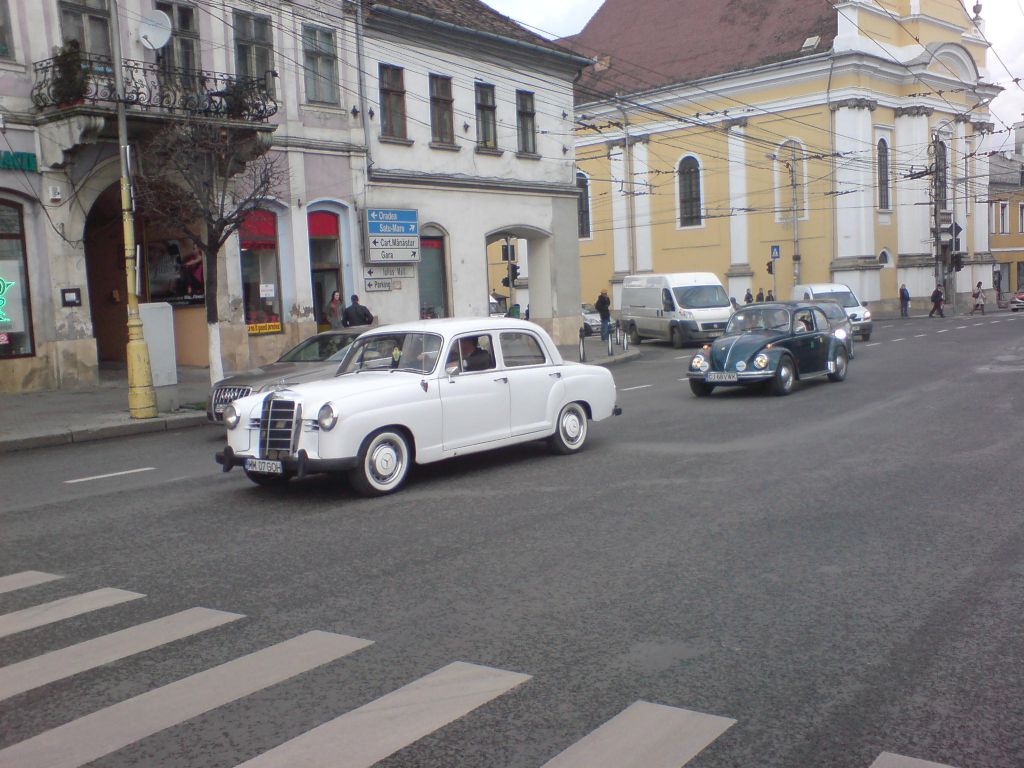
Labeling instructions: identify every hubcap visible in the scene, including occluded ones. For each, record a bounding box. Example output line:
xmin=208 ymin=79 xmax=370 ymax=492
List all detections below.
xmin=779 ymin=365 xmax=793 ymax=390
xmin=562 ymin=409 xmax=583 ymax=443
xmin=370 ymin=440 xmax=402 ymax=482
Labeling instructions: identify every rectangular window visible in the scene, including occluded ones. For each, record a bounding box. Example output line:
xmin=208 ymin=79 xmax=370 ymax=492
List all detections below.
xmin=576 ymin=172 xmax=591 ymax=238
xmin=429 ymin=74 xmax=454 ymax=145
xmin=475 ymin=83 xmax=496 ymax=148
xmin=239 ymin=209 xmax=283 ymax=335
xmin=0 ymin=1 xmax=15 ymax=59
xmin=302 ymin=25 xmax=338 ymax=104
xmin=0 ymin=202 xmax=34 ymax=358
xmin=1000 ymin=201 xmax=1009 ymax=234
xmin=233 ymin=10 xmax=274 ymax=96
xmin=59 ymin=0 xmax=111 ymax=57
xmin=156 ymin=2 xmax=199 ymax=71
xmin=989 ymin=202 xmax=997 ymax=235
xmin=516 ymin=90 xmax=536 ymax=155
xmin=379 ymin=64 xmax=406 ymax=139
xmin=1019 ymin=202 xmax=1024 ymax=234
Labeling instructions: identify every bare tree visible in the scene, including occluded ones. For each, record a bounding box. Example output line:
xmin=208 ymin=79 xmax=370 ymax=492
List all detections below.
xmin=135 ymin=118 xmax=284 ymax=379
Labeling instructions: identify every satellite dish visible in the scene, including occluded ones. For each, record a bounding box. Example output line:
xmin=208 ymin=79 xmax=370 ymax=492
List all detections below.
xmin=139 ymin=10 xmax=172 ymax=51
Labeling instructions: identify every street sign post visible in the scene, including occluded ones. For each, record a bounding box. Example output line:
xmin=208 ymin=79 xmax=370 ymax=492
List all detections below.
xmin=770 ymin=244 xmax=780 ymax=297
xmin=366 ymin=209 xmax=420 ymax=262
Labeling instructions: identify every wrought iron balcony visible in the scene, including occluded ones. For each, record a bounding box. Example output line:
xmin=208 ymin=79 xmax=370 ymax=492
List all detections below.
xmin=31 ymin=53 xmax=277 ymax=122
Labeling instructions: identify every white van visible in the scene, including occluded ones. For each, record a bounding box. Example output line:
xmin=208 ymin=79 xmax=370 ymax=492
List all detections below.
xmin=790 ymin=283 xmax=873 ymax=341
xmin=621 ymin=272 xmax=732 ymax=348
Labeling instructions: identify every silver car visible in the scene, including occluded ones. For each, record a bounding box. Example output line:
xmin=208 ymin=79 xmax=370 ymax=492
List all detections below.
xmin=581 ymin=303 xmax=603 ymax=336
xmin=207 ymin=329 xmax=361 ymax=422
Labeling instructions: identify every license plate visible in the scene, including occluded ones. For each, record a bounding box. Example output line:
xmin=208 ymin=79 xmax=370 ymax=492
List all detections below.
xmin=707 ymin=372 xmax=738 ymax=383
xmin=244 ymin=458 xmax=283 ymax=474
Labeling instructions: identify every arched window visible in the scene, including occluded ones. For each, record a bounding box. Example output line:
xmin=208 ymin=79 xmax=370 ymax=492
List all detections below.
xmin=935 ymin=140 xmax=948 ymax=211
xmin=877 ymin=139 xmax=890 ymax=210
xmin=576 ymin=171 xmax=591 ymax=238
xmin=678 ymin=156 xmax=701 ymax=227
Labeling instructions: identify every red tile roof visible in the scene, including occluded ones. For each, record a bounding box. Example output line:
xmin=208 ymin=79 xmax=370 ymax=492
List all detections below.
xmin=565 ymin=0 xmax=838 ymax=102
xmin=368 ymin=1 xmax=584 ymax=60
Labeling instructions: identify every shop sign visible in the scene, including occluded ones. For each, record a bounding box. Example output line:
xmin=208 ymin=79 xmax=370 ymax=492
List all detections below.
xmin=259 ymin=283 xmax=276 ymax=298
xmin=0 ymin=277 xmax=13 ymax=323
xmin=0 ymin=152 xmax=37 ymax=172
xmin=247 ymin=321 xmax=282 ymax=335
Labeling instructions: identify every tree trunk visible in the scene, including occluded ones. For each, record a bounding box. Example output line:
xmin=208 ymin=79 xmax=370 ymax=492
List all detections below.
xmin=204 ymin=221 xmax=223 ymax=383
xmin=207 ymin=322 xmax=224 ymax=383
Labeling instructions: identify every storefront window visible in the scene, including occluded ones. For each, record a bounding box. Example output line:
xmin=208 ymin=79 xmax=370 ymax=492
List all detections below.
xmin=239 ymin=208 xmax=282 ymax=335
xmin=0 ymin=201 xmax=33 ymax=358
xmin=308 ymin=210 xmax=341 ymax=329
xmin=418 ymin=234 xmax=448 ymax=319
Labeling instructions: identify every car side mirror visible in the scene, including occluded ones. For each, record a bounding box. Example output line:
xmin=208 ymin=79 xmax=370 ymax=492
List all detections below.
xmin=445 ymin=363 xmax=460 ymax=378
xmin=663 ymin=301 xmax=674 ymax=312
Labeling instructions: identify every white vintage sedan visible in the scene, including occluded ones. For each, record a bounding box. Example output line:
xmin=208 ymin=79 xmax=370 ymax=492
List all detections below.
xmin=216 ymin=318 xmax=621 ymax=495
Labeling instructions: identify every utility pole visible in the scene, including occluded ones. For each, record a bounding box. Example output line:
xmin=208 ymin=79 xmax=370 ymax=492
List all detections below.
xmin=617 ymin=102 xmax=637 ymax=274
xmin=110 ymin=0 xmax=157 ymax=418
xmin=788 ymin=157 xmax=801 ymax=285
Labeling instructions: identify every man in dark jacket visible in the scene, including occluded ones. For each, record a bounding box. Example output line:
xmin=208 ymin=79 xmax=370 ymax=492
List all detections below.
xmin=928 ymin=284 xmax=944 ymax=318
xmin=899 ymin=283 xmax=911 ymax=318
xmin=342 ymin=294 xmax=374 ymax=327
xmin=595 ymin=289 xmax=612 ymax=341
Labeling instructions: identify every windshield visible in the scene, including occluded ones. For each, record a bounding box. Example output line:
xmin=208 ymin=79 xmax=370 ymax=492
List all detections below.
xmin=816 ymin=303 xmax=846 ymax=320
xmin=277 ymin=333 xmax=356 ymax=363
xmin=672 ymin=285 xmax=730 ymax=309
xmin=815 ymin=290 xmax=858 ymax=308
xmin=581 ymin=303 xmax=597 ymax=313
xmin=726 ymin=307 xmax=791 ymax=334
xmin=339 ymin=332 xmax=443 ymax=374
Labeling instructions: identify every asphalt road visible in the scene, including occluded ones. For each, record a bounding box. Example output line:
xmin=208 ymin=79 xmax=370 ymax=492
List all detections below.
xmin=2 ymin=312 xmax=1023 ymax=768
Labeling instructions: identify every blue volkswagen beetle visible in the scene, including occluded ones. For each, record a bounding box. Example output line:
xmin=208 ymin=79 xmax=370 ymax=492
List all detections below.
xmin=686 ymin=302 xmax=849 ymax=396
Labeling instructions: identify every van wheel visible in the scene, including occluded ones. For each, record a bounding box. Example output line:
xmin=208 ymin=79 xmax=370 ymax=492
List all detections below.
xmin=629 ymin=325 xmax=641 ymax=345
xmin=769 ymin=357 xmax=795 ymax=396
xmin=860 ymin=332 xmax=871 ymax=342
xmin=828 ymin=347 xmax=848 ymax=382
xmin=670 ymin=327 xmax=684 ymax=349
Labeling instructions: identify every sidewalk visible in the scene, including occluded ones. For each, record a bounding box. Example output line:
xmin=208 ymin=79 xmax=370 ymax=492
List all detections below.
xmin=0 ymin=341 xmax=638 ymax=454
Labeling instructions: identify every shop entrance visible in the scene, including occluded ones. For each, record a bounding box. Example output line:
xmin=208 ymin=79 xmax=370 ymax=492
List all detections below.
xmin=84 ymin=183 xmax=128 ymax=363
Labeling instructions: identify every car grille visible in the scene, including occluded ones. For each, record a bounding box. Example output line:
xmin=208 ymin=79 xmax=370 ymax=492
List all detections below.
xmin=701 ymin=321 xmax=726 ymax=332
xmin=259 ymin=397 xmax=301 ymax=457
xmin=212 ymin=386 xmax=252 ymax=420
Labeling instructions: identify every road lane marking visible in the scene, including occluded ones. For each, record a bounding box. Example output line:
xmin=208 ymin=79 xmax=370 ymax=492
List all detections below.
xmin=914 ymin=334 xmax=927 ymax=338
xmin=891 ymin=338 xmax=905 ymax=342
xmin=540 ymin=701 xmax=735 ymax=768
xmin=869 ymin=752 xmax=961 ymax=768
xmin=0 ymin=572 xmax=62 ymax=595
xmin=0 ymin=607 xmax=244 ymax=702
xmin=990 ymin=320 xmax=1001 ymax=323
xmin=619 ymin=385 xmax=652 ymax=392
xmin=937 ymin=329 xmax=949 ymax=333
xmin=674 ymin=355 xmax=692 ymax=360
xmin=64 ymin=467 xmax=156 ymax=484
xmin=973 ymin=323 xmax=984 ymax=326
xmin=0 ymin=630 xmax=372 ymax=768
xmin=956 ymin=326 xmax=968 ymax=329
xmin=865 ymin=342 xmax=881 ymax=347
xmin=237 ymin=662 xmax=530 ymax=768
xmin=0 ymin=589 xmax=143 ymax=640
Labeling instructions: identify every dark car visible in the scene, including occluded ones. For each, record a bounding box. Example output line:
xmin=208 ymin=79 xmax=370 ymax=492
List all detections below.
xmin=686 ymin=302 xmax=849 ymax=396
xmin=207 ymin=329 xmax=361 ymax=422
xmin=813 ymin=298 xmax=855 ymax=358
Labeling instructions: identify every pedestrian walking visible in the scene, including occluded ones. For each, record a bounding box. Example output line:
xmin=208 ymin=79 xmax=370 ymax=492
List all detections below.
xmin=755 ymin=288 xmax=764 ymax=302
xmin=743 ymin=289 xmax=753 ymax=304
xmin=327 ymin=290 xmax=343 ymax=328
xmin=730 ymin=297 xmax=740 ymax=312
xmin=766 ymin=290 xmax=775 ymax=302
xmin=342 ymin=294 xmax=374 ymax=327
xmin=970 ymin=282 xmax=986 ymax=315
xmin=595 ymin=288 xmax=612 ymax=341
xmin=928 ymin=284 xmax=944 ymax=318
xmin=899 ymin=283 xmax=910 ymax=318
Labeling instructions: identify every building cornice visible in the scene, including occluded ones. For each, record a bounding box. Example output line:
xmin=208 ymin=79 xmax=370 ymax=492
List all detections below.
xmin=368 ymin=168 xmax=578 ymax=197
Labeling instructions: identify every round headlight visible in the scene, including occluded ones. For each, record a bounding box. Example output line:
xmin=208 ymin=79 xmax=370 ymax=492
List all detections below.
xmin=834 ymin=328 xmax=848 ymax=339
xmin=862 ymin=310 xmax=872 ymax=320
xmin=691 ymin=354 xmax=705 ymax=369
xmin=223 ymin=404 xmax=240 ymax=429
xmin=318 ymin=403 xmax=338 ymax=432
xmin=700 ymin=361 xmax=710 ymax=373
xmin=754 ymin=353 xmax=769 ymax=369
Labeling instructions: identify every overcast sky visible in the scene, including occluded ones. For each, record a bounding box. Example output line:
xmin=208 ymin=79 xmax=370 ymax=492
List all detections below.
xmin=483 ymin=0 xmax=1024 ymax=150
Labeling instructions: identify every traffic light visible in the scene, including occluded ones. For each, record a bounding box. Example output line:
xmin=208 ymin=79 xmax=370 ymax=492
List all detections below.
xmin=510 ymin=263 xmax=521 ymax=286
xmin=953 ymin=253 xmax=964 ymax=272
xmin=766 ymin=260 xmax=774 ymax=275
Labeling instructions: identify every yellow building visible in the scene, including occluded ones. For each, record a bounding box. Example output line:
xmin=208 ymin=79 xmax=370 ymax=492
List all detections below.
xmin=989 ymin=125 xmax=1024 ymax=298
xmin=568 ymin=0 xmax=1002 ymax=315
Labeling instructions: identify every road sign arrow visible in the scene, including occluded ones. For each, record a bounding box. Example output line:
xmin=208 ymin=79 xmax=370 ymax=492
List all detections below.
xmin=366 ymin=268 xmax=374 ymax=276
xmin=372 ymin=239 xmax=379 ymax=246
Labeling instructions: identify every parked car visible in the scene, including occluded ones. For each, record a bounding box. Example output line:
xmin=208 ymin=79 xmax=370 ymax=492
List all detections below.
xmin=1010 ymin=290 xmax=1024 ymax=312
xmin=216 ymin=318 xmax=622 ymax=495
xmin=581 ymin=303 xmax=603 ymax=336
xmin=206 ymin=329 xmax=361 ymax=422
xmin=813 ymin=298 xmax=855 ymax=358
xmin=686 ymin=302 xmax=849 ymax=397
xmin=790 ymin=282 xmax=872 ymax=341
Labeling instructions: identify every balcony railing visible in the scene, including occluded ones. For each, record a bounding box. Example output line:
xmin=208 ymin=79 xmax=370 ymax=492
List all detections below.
xmin=31 ymin=53 xmax=277 ymax=122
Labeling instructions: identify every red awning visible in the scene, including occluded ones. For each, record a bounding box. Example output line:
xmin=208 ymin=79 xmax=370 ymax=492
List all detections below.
xmin=307 ymin=211 xmax=339 ymax=238
xmin=240 ymin=208 xmax=277 ymax=250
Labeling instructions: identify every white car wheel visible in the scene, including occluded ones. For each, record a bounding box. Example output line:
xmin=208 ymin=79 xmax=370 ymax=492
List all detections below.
xmin=549 ymin=402 xmax=589 ymax=454
xmin=350 ymin=428 xmax=411 ymax=496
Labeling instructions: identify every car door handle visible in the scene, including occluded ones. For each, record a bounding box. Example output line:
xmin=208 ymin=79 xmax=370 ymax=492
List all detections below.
xmin=494 ymin=376 xmax=508 ymax=383
xmin=549 ymin=372 xmax=562 ymax=379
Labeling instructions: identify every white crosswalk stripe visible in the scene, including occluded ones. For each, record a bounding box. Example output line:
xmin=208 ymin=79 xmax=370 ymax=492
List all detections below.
xmin=869 ymin=752 xmax=960 ymax=768
xmin=0 ymin=588 xmax=143 ymax=639
xmin=0 ymin=630 xmax=372 ymax=768
xmin=0 ymin=571 xmax=62 ymax=595
xmin=540 ymin=701 xmax=735 ymax=768
xmin=0 ymin=607 xmax=244 ymax=701
xmin=236 ymin=661 xmax=530 ymax=767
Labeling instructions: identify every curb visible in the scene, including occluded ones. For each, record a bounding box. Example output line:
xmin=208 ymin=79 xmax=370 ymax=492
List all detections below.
xmin=0 ymin=411 xmax=211 ymax=454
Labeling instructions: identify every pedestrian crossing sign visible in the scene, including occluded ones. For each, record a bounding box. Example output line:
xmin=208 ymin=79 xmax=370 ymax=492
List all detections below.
xmin=770 ymin=245 xmax=781 ymax=260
